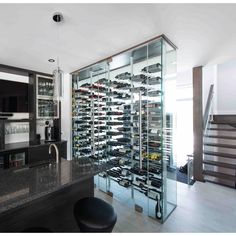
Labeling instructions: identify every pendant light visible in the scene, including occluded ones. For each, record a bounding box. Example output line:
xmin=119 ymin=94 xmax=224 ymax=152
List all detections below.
xmin=52 ymin=12 xmax=64 ymax=101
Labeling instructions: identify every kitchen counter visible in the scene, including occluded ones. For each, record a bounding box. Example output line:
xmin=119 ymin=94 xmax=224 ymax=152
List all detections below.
xmin=0 ymin=158 xmax=109 ymax=215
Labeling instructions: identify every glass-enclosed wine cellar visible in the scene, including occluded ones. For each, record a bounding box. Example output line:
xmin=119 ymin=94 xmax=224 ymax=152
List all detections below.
xmin=71 ymin=35 xmax=177 ymax=222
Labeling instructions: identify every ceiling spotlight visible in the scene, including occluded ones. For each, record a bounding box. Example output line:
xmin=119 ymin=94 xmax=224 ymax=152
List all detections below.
xmin=53 ymin=12 xmax=63 ymax=23
xmin=48 ymin=59 xmax=55 ymax=63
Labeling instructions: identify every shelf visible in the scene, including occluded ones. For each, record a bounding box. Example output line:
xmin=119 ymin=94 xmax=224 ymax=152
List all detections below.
xmin=5 ymin=119 xmax=30 ymax=123
xmin=37 ymin=95 xmax=54 ymax=100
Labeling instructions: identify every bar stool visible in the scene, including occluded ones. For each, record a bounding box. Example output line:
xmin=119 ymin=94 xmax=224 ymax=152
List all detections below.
xmin=73 ymin=197 xmax=117 ymax=232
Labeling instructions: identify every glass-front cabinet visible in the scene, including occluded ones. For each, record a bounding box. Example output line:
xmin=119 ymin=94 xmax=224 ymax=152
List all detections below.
xmin=0 ymin=150 xmax=28 ymax=170
xmin=0 ymin=156 xmax=4 ymax=169
xmin=71 ymin=35 xmax=177 ymax=222
xmin=9 ymin=152 xmax=26 ymax=168
xmin=36 ymin=75 xmax=59 ymax=119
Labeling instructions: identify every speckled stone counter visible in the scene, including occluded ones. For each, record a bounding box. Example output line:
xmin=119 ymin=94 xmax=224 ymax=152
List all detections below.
xmin=0 ymin=158 xmax=108 ymax=215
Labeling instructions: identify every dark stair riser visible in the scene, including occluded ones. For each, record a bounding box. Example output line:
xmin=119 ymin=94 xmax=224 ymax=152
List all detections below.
xmin=204 ymin=143 xmax=236 ymax=149
xmin=212 ymin=115 xmax=236 ymax=124
xmin=203 ymin=160 xmax=236 ymax=170
xmin=209 ymin=121 xmax=236 ymax=127
xmin=207 ymin=128 xmax=236 ymax=132
xmin=203 ymin=151 xmax=236 ymax=159
xmin=204 ymin=135 xmax=236 ymax=140
xmin=203 ymin=170 xmax=236 ymax=182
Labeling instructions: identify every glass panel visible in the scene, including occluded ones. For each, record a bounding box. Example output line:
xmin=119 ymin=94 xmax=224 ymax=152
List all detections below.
xmin=37 ymin=76 xmax=54 ymax=97
xmin=141 ymin=39 xmax=163 ymax=221
xmin=90 ymin=62 xmax=109 ymax=192
xmin=71 ymin=61 xmax=109 ymax=192
xmin=161 ymin=39 xmax=177 ymax=222
xmin=0 ymin=156 xmax=4 ymax=169
xmin=9 ymin=152 xmax=26 ymax=168
xmin=105 ymin=51 xmax=133 ymax=207
xmin=130 ymin=44 xmax=150 ymax=215
xmin=38 ymin=99 xmax=58 ymax=118
xmin=36 ymin=75 xmax=59 ymax=119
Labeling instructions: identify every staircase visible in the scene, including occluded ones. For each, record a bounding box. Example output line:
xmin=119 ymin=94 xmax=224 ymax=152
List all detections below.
xmin=203 ymin=115 xmax=236 ymax=188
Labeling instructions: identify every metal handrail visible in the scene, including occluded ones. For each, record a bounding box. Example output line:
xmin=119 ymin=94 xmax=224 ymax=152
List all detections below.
xmin=187 ymin=154 xmax=194 ymax=185
xmin=203 ymin=84 xmax=214 ymax=132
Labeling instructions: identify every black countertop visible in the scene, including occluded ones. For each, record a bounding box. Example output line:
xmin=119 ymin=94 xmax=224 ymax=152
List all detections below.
xmin=0 ymin=158 xmax=109 ymax=214
xmin=0 ymin=140 xmax=67 ymax=153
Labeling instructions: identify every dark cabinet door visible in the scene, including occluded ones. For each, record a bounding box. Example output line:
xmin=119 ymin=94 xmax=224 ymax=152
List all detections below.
xmin=28 ymin=145 xmax=50 ymax=165
xmin=47 ymin=141 xmax=67 ymax=161
xmin=57 ymin=141 xmax=67 ymax=159
xmin=28 ymin=141 xmax=67 ymax=166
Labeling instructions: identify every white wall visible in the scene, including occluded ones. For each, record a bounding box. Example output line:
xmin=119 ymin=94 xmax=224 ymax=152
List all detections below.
xmin=176 ymin=69 xmax=192 ymax=87
xmin=61 ymin=73 xmax=71 ymax=160
xmin=202 ymin=65 xmax=217 ymax=114
xmin=0 ymin=72 xmax=28 ymax=83
xmin=217 ymin=59 xmax=236 ymax=114
xmin=175 ymin=69 xmax=193 ymax=166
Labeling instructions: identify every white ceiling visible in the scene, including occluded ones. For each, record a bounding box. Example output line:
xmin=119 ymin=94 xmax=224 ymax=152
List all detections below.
xmin=0 ymin=3 xmax=236 ymax=74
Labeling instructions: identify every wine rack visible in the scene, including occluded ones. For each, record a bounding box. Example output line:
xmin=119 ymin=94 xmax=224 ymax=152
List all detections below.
xmin=71 ymin=35 xmax=177 ymax=223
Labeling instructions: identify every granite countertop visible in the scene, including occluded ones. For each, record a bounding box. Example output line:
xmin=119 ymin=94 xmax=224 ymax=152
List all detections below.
xmin=0 ymin=158 xmax=109 ymax=214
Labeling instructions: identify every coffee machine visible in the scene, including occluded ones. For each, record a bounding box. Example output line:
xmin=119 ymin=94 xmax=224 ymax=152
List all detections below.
xmin=45 ymin=120 xmax=57 ymax=142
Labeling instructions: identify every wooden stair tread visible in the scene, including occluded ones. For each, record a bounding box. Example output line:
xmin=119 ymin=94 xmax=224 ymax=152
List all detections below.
xmin=203 ymin=160 xmax=236 ymax=169
xmin=203 ymin=170 xmax=236 ymax=181
xmin=210 ymin=121 xmax=236 ymax=125
xmin=208 ymin=128 xmax=236 ymax=131
xmin=204 ymin=142 xmax=236 ymax=149
xmin=204 ymin=135 xmax=236 ymax=140
xmin=203 ymin=151 xmax=236 ymax=159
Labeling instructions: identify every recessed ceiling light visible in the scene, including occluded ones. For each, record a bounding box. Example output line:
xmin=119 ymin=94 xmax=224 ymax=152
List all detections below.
xmin=48 ymin=59 xmax=55 ymax=63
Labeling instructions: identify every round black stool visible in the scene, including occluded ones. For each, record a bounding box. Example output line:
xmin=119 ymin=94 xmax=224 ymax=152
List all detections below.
xmin=22 ymin=227 xmax=52 ymax=232
xmin=73 ymin=197 xmax=117 ymax=232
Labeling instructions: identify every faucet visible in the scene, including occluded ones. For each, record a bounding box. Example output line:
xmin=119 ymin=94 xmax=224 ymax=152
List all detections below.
xmin=49 ymin=144 xmax=60 ymax=163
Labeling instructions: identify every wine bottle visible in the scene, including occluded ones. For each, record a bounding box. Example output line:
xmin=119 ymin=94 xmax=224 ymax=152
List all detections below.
xmin=115 ymin=94 xmax=131 ymax=100
xmin=106 ymin=121 xmax=123 ymax=126
xmin=106 ymin=131 xmax=123 ymax=136
xmin=132 ymin=74 xmax=147 ymax=82
xmin=107 ymin=111 xmax=123 ymax=116
xmin=97 ymin=78 xmax=108 ymax=84
xmin=115 ymin=72 xmax=131 ymax=80
xmin=144 ymin=76 xmax=162 ymax=85
xmin=118 ymin=179 xmax=131 ymax=188
xmin=142 ymin=63 xmax=162 ymax=73
xmin=148 ymin=90 xmax=162 ymax=97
